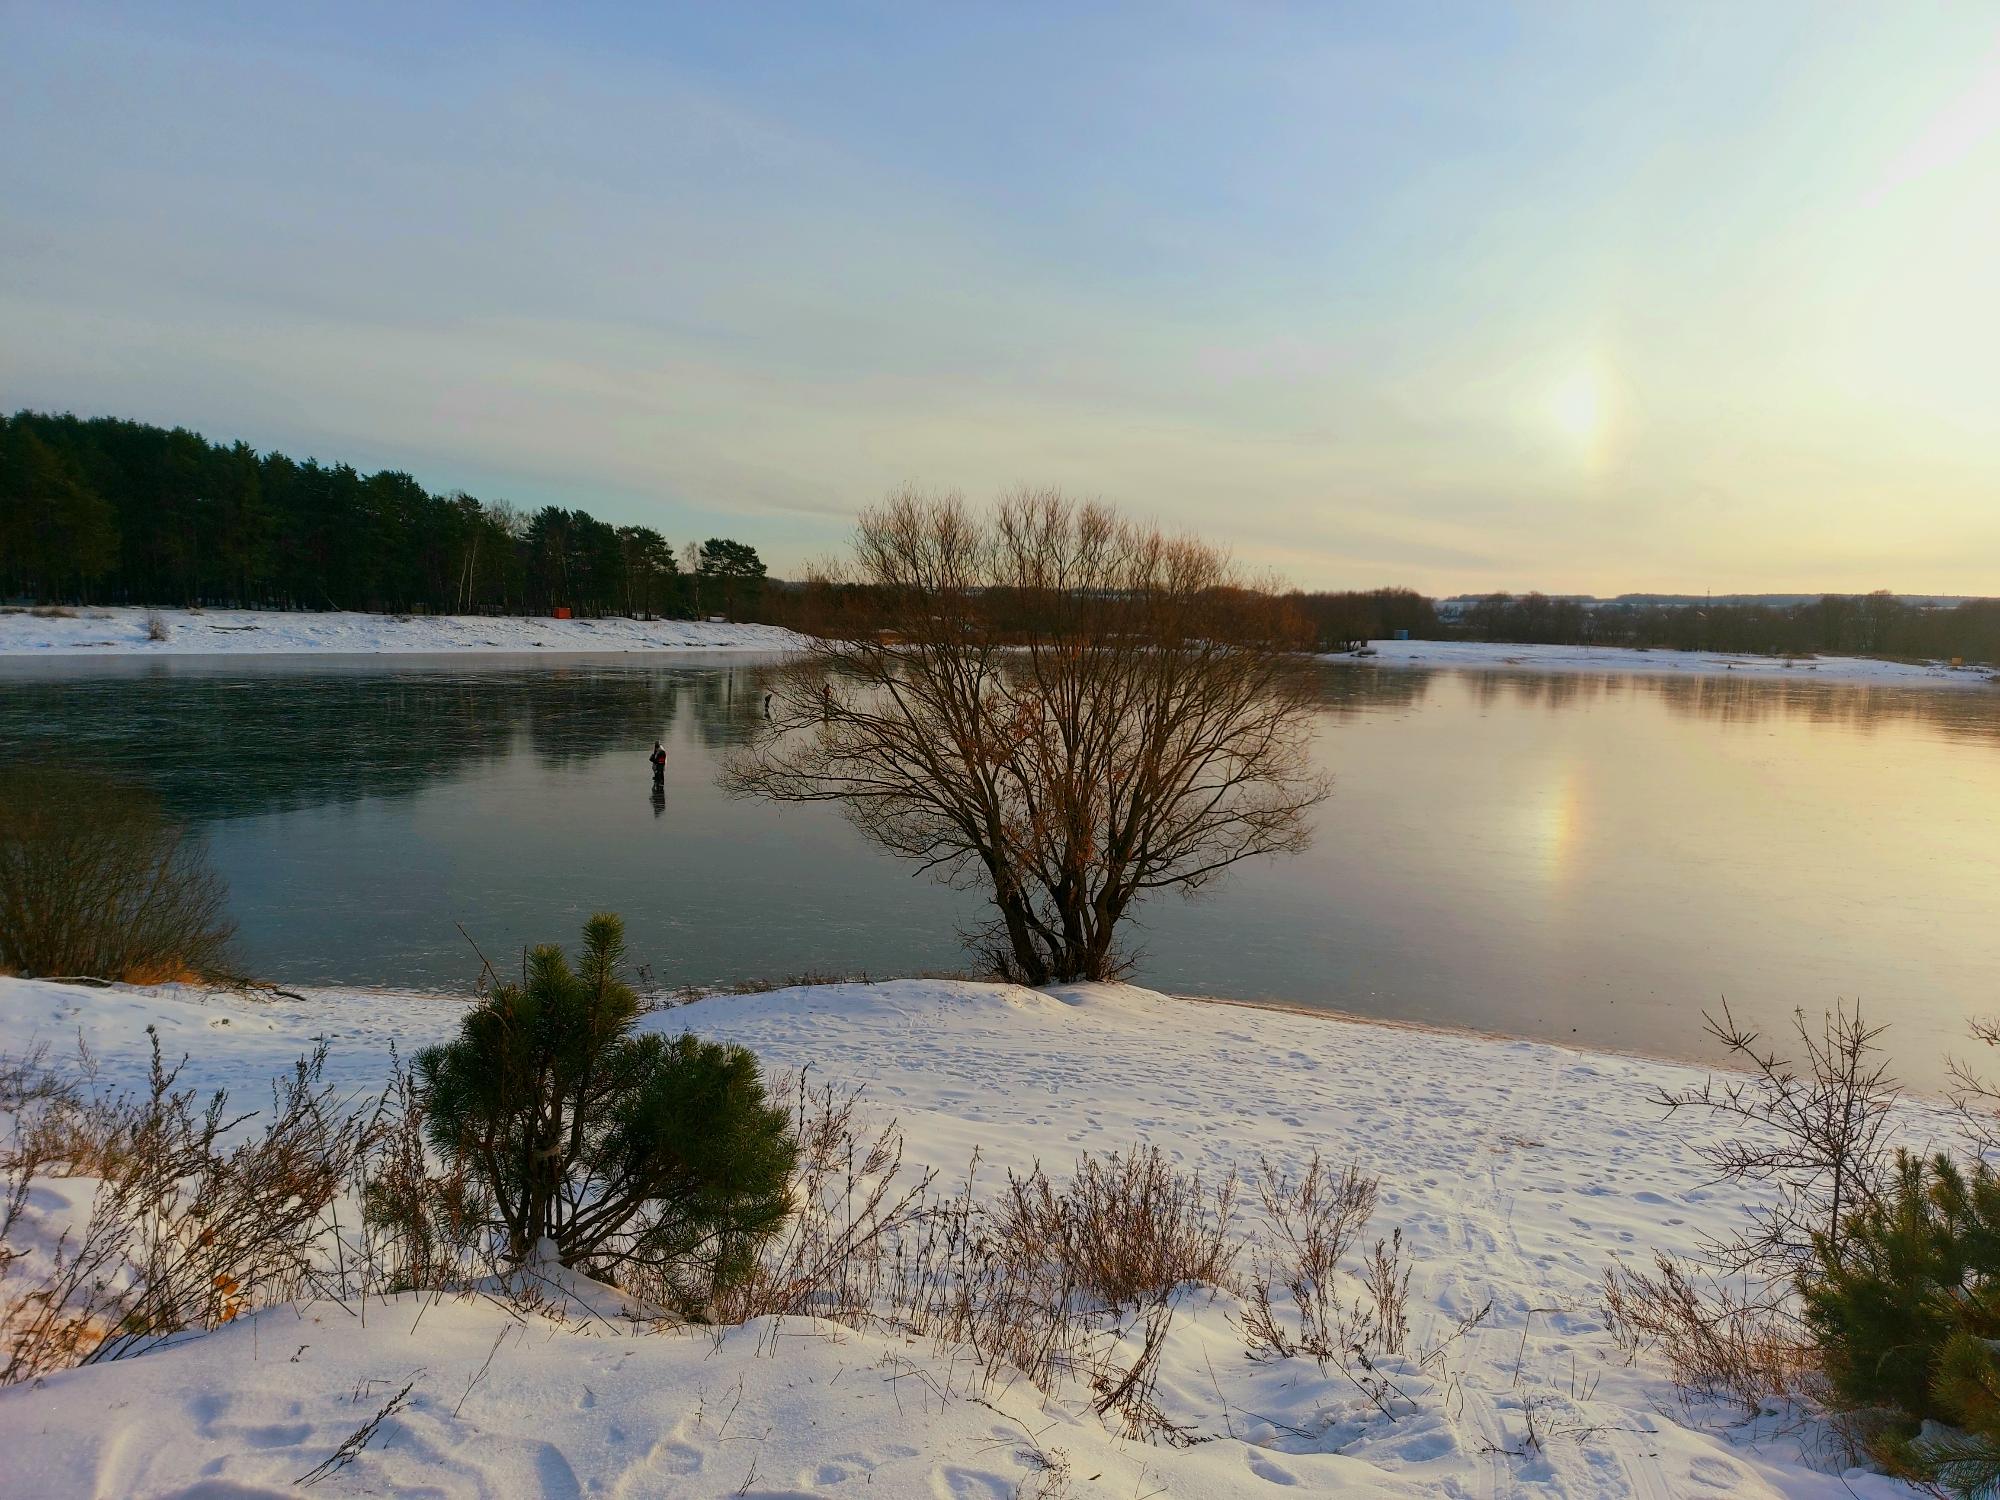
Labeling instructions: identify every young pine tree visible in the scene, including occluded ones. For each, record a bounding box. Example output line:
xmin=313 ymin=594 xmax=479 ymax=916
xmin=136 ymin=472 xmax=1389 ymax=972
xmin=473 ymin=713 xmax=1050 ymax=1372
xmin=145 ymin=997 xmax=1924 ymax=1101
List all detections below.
xmin=1802 ymin=1151 xmax=2000 ymax=1493
xmin=415 ymin=914 xmax=796 ymax=1302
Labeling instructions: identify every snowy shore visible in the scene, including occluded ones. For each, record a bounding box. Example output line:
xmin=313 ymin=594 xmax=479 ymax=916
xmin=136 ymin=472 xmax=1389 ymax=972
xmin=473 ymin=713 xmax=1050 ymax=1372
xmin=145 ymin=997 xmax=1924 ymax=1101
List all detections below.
xmin=3 ymin=609 xmax=1992 ymax=694
xmin=0 ymin=974 xmax=1940 ymax=1498
xmin=1348 ymin=636 xmax=1998 ymax=690
xmin=0 ymin=605 xmax=807 ymax=655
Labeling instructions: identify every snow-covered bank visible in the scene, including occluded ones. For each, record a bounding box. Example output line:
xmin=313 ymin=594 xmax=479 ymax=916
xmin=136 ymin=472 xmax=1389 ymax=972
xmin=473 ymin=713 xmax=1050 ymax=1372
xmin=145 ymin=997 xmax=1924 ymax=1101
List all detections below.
xmin=5 ymin=612 xmax=1989 ymax=695
xmin=0 ymin=975 xmax=1940 ymax=1498
xmin=0 ymin=605 xmax=807 ymax=655
xmin=1349 ymin=636 xmax=1998 ymax=689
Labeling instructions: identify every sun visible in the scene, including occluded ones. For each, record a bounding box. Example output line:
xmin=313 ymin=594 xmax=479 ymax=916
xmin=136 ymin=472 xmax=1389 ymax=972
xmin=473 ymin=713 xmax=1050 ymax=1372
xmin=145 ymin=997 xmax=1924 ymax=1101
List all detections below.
xmin=1548 ymin=368 xmax=1602 ymax=450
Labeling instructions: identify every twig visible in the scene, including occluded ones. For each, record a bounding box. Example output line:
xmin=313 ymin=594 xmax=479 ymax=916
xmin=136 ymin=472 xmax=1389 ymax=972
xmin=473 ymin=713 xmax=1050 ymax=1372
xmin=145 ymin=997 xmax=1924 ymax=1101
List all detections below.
xmin=454 ymin=1325 xmax=509 ymax=1418
xmin=295 ymin=1380 xmax=413 ymax=1487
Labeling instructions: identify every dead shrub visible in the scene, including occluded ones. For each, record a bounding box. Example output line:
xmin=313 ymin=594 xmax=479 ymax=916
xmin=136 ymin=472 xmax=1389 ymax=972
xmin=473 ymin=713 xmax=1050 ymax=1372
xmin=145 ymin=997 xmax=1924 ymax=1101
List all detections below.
xmin=892 ymin=1162 xmax=1082 ymax=1392
xmin=992 ymin=1145 xmax=1238 ymax=1312
xmin=1089 ymin=1295 xmax=1191 ymax=1443
xmin=827 ymin=1144 xmax=1240 ymax=1440
xmin=2 ymin=1031 xmax=381 ymax=1383
xmin=1238 ymin=1152 xmax=1423 ymax=1419
xmin=1241 ymin=1151 xmax=1379 ymax=1362
xmin=1601 ymin=1252 xmax=1809 ymax=1417
xmin=1363 ymin=1227 xmax=1412 ymax=1356
xmin=703 ymin=1072 xmax=932 ymax=1326
xmin=837 ymin=1143 xmax=1236 ymax=1419
xmin=0 ymin=1047 xmax=79 ymax=1279
xmin=886 ymin=1164 xmax=1195 ymax=1441
xmin=1654 ymin=1001 xmax=1898 ymax=1277
xmin=0 ymin=765 xmax=237 ymax=983
xmin=144 ymin=610 xmax=169 ymax=640
xmin=354 ymin=1052 xmax=493 ymax=1294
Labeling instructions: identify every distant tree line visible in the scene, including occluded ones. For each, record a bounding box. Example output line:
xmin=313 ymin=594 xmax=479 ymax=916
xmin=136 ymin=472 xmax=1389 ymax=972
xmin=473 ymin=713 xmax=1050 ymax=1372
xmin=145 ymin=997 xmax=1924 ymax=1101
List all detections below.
xmin=1457 ymin=590 xmax=2000 ymax=662
xmin=1252 ymin=585 xmax=2000 ymax=663
xmin=0 ymin=411 xmax=770 ymax=618
xmin=7 ymin=408 xmax=1991 ymax=661
xmin=1283 ymin=588 xmax=1439 ymax=650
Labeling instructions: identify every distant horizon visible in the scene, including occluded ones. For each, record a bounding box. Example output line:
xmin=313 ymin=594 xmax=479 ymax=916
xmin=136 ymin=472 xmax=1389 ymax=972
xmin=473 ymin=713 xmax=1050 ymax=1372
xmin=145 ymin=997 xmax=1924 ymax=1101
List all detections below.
xmin=5 ymin=4 xmax=1996 ymax=594
xmin=14 ymin=400 xmax=1999 ymax=607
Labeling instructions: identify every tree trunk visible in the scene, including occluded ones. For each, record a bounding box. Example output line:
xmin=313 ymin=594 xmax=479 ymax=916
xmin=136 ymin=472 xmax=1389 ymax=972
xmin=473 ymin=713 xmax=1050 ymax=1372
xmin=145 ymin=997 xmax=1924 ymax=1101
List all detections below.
xmin=990 ymin=874 xmax=1052 ymax=985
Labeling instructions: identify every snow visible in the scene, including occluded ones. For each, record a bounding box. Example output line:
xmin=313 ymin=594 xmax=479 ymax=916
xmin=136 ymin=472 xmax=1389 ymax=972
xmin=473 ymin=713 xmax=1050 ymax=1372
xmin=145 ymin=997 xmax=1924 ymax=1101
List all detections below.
xmin=0 ymin=605 xmax=807 ymax=656
xmin=0 ymin=974 xmax=1945 ymax=1498
xmin=4 ymin=611 xmax=1990 ymax=694
xmin=1346 ymin=637 xmax=1999 ymax=690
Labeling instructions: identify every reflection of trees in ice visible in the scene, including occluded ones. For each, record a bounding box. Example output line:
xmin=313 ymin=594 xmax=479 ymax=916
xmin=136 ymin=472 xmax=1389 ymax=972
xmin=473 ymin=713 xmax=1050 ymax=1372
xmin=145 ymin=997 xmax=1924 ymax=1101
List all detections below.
xmin=4 ymin=657 xmax=1989 ymax=834
xmin=1424 ymin=666 xmax=2000 ymax=742
xmin=0 ymin=660 xmax=789 ymax=822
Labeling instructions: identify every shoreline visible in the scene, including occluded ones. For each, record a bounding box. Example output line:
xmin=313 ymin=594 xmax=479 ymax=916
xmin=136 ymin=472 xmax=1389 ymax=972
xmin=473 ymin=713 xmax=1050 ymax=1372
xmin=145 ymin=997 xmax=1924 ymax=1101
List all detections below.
xmin=4 ymin=608 xmax=1993 ymax=693
xmin=0 ymin=605 xmax=808 ymax=656
xmin=52 ymin=972 xmax=1813 ymax=1098
xmin=148 ymin=974 xmax=1970 ymax=1106
xmin=1341 ymin=635 xmax=1998 ymax=690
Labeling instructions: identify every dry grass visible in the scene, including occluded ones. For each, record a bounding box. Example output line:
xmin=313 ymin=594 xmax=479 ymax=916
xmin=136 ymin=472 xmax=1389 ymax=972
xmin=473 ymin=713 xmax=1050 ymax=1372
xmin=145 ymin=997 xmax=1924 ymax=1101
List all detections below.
xmin=703 ymin=1072 xmax=931 ymax=1326
xmin=353 ymin=1053 xmax=492 ymax=1294
xmin=1242 ymin=1151 xmax=1380 ymax=1362
xmin=2 ymin=1033 xmax=382 ymax=1384
xmin=992 ymin=1145 xmax=1238 ymax=1312
xmin=2 ymin=1031 xmax=1424 ymax=1452
xmin=1601 ymin=1253 xmax=1809 ymax=1417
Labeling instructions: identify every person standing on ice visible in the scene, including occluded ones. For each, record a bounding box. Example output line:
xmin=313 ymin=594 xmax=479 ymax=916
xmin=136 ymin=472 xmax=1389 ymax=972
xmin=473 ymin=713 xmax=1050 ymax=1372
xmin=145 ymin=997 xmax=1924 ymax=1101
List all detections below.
xmin=649 ymin=740 xmax=667 ymax=785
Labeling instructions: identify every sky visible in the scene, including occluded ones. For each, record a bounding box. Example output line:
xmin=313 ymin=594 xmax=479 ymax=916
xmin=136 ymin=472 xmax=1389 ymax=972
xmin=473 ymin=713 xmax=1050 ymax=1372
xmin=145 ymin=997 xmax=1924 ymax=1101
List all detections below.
xmin=3 ymin=1 xmax=1997 ymax=595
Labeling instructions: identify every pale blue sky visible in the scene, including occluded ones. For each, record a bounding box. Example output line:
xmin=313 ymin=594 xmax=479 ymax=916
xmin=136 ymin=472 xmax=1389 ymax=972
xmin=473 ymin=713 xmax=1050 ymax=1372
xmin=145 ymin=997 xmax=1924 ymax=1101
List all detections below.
xmin=4 ymin=2 xmax=1996 ymax=591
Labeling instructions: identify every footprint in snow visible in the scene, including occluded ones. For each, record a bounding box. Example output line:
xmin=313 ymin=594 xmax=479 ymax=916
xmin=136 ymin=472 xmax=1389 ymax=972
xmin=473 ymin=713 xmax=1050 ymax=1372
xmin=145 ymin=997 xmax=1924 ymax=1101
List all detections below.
xmin=929 ymin=1464 xmax=1014 ymax=1499
xmin=1247 ymin=1453 xmax=1300 ymax=1485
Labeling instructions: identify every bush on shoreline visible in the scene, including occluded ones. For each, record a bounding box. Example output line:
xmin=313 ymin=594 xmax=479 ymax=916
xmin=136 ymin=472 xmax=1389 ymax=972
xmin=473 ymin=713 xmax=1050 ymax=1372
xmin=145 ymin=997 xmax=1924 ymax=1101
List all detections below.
xmin=0 ymin=765 xmax=236 ymax=984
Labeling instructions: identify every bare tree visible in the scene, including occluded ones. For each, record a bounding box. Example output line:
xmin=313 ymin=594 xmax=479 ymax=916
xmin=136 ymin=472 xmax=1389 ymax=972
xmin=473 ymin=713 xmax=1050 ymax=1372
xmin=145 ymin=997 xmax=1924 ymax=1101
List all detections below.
xmin=1653 ymin=1000 xmax=1899 ymax=1276
xmin=725 ymin=489 xmax=1328 ymax=983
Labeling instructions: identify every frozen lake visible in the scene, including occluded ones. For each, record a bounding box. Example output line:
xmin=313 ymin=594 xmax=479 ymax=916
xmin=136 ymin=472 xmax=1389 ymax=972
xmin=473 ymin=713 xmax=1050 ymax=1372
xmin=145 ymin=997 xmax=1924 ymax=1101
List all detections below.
xmin=5 ymin=653 xmax=1997 ymax=1087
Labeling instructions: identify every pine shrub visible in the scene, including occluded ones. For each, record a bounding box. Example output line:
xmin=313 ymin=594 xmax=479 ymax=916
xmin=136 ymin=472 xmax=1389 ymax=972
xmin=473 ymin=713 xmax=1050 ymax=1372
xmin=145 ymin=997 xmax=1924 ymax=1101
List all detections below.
xmin=414 ymin=913 xmax=796 ymax=1304
xmin=1802 ymin=1150 xmax=2000 ymax=1491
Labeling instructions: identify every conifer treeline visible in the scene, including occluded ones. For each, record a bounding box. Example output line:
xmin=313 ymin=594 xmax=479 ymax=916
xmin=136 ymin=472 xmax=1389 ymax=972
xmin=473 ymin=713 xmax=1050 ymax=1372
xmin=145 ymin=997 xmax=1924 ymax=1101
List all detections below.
xmin=0 ymin=411 xmax=770 ymax=617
